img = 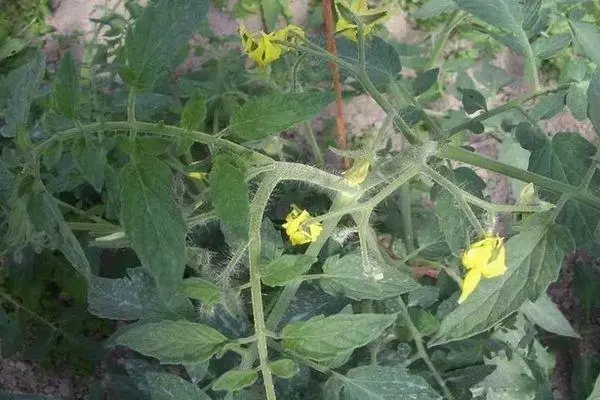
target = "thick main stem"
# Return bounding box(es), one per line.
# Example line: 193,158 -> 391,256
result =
248,175 -> 280,400
437,144 -> 600,210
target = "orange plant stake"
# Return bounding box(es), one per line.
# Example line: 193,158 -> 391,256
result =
322,0 -> 349,169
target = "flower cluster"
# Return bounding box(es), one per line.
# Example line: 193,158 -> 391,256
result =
239,24 -> 305,67
458,236 -> 507,304
335,0 -> 388,41
281,205 -> 323,246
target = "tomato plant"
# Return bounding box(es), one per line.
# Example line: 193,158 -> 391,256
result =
2,0 -> 600,398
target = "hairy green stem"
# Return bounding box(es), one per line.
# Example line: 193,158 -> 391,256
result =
399,184 -> 415,253
446,84 -> 571,136
426,11 -> 467,70
355,21 -> 421,146
35,121 -> 273,165
520,31 -> 540,92
397,297 -> 454,400
437,144 -> 600,211
248,175 -> 280,400
424,166 -> 485,236
302,122 -> 324,169
127,89 -> 137,142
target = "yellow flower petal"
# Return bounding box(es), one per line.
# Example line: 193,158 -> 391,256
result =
461,237 -> 495,270
481,240 -> 506,278
343,159 -> 370,187
188,172 -> 208,181
458,269 -> 482,304
282,206 -> 323,246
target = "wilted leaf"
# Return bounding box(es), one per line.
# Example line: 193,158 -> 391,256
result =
116,320 -> 229,364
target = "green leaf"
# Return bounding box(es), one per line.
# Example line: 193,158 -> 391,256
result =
269,359 -> 299,379
260,254 -> 316,286
116,320 -> 229,364
532,33 -> 572,60
181,95 -> 206,131
434,167 -> 485,255
336,36 -> 402,86
521,0 -> 541,33
27,191 -> 92,276
407,285 -> 439,308
178,277 -> 222,305
529,132 -> 600,248
459,88 -> 487,114
0,310 -> 22,357
338,366 -> 442,400
530,91 -> 567,120
453,0 -> 524,33
120,156 -> 187,292
567,82 -> 589,121
123,0 -> 209,89
53,51 -> 79,120
432,218 -> 574,345
412,68 -> 439,96
209,154 -> 250,239
282,313 -> 396,361
520,292 -> 579,338
229,92 -> 333,141
0,49 -> 45,137
212,370 -> 258,392
146,372 -> 212,400
88,267 -> 193,320
570,20 -> 600,66
260,218 -> 284,263
0,159 -> 14,205
515,121 -> 545,151
412,0 -> 457,19
320,253 -> 418,300
72,137 -> 106,192
588,70 -> 600,135
261,0 -> 282,31
587,373 -> 600,400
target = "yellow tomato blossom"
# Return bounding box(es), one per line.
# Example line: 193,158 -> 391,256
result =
342,159 -> 370,187
239,24 -> 305,67
281,205 -> 323,246
458,236 -> 507,304
335,0 -> 388,41
188,172 -> 208,181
